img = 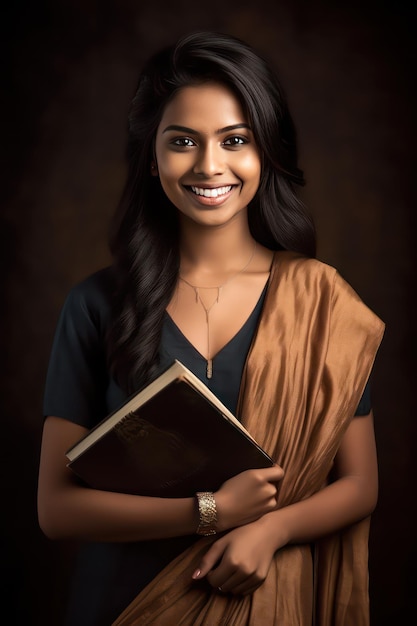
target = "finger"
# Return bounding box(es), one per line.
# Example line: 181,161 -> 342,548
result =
269,464 -> 285,480
191,540 -> 225,580
217,571 -> 263,596
231,580 -> 262,596
207,563 -> 248,591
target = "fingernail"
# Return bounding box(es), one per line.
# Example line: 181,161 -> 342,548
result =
192,569 -> 201,579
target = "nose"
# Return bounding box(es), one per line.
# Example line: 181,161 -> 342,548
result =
192,142 -> 225,177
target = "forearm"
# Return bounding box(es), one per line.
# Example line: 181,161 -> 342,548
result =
38,481 -> 199,542
39,463 -> 283,542
38,416 -> 201,542
257,473 -> 378,550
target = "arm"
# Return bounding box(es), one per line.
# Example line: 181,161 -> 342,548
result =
37,416 -> 284,542
193,411 -> 378,593
261,409 -> 378,544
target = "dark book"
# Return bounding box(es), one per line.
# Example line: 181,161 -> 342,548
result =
66,359 -> 274,497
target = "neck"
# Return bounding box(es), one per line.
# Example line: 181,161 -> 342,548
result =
180,241 -> 257,292
179,218 -> 256,277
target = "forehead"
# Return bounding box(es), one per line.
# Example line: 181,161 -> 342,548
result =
158,82 -> 248,132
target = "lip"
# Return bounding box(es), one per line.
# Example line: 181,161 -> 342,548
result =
183,184 -> 237,207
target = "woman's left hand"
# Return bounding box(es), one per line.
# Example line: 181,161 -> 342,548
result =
192,520 -> 280,595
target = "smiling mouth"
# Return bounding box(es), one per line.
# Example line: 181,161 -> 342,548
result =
189,185 -> 233,198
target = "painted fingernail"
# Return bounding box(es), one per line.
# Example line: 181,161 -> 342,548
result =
192,569 -> 201,579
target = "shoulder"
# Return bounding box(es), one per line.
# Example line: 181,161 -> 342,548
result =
271,250 -> 384,337
272,250 -> 338,286
69,266 -> 114,304
61,267 -> 115,335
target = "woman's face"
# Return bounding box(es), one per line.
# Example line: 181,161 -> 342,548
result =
154,82 -> 261,229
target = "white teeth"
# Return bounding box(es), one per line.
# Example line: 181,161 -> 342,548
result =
190,185 -> 232,198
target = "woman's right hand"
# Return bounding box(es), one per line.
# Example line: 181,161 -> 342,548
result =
214,465 -> 284,532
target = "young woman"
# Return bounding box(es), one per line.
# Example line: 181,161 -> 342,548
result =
37,31 -> 384,626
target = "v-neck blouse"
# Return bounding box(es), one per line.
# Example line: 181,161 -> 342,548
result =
41,265 -> 373,626
159,283 -> 269,415
43,268 -> 371,431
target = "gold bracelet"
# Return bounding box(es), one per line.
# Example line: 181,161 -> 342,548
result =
196,491 -> 217,536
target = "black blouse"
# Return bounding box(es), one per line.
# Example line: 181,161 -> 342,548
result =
42,268 -> 371,625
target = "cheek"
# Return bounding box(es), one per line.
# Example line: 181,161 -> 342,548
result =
157,174 -> 179,206
158,155 -> 189,184
239,154 -> 261,185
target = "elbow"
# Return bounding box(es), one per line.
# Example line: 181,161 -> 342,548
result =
358,478 -> 379,519
37,496 -> 72,541
37,507 -> 62,541
361,497 -> 377,520
366,488 -> 378,517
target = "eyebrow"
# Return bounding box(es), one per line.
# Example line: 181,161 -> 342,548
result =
162,123 -> 251,135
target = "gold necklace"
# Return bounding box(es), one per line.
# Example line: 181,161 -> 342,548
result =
179,242 -> 257,379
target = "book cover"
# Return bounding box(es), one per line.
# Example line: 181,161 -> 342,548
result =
66,360 -> 274,497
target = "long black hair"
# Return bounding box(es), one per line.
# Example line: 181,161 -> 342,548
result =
107,31 -> 316,393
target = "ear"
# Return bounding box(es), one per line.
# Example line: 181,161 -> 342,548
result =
150,161 -> 159,176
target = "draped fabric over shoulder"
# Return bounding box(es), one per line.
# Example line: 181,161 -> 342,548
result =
113,251 -> 385,626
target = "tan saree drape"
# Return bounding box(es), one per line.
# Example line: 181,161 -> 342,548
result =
113,251 -> 385,626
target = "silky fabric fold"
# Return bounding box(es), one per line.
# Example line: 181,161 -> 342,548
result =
113,251 -> 385,626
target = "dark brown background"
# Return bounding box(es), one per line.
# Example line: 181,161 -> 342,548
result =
2,1 -> 415,624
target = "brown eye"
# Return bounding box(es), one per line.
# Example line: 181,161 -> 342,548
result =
172,137 -> 196,147
223,136 -> 248,147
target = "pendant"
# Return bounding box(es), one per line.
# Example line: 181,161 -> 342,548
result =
206,359 -> 213,379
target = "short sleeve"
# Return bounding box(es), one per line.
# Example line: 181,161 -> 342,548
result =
43,268 -> 113,428
354,379 -> 371,416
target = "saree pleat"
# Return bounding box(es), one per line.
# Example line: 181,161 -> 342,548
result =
113,251 -> 384,625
